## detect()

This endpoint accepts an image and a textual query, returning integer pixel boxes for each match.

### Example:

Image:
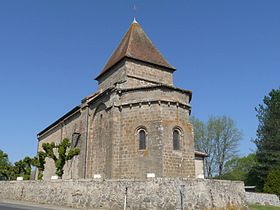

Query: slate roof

[95,19,175,80]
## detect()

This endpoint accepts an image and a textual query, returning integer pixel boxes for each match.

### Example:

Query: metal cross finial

[133,3,137,23]
[133,17,137,24]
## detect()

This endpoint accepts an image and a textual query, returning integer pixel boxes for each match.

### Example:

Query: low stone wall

[246,192,280,206]
[0,178,247,210]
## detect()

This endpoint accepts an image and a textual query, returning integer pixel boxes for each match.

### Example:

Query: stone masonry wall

[195,157,205,179]
[37,58,192,180]
[87,101,114,179]
[0,178,247,210]
[111,102,164,178]
[38,110,88,180]
[98,60,127,92]
[125,60,173,88]
[245,192,280,206]
[97,59,174,92]
[107,86,194,179]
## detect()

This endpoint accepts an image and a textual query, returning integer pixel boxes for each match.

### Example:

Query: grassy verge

[249,204,280,210]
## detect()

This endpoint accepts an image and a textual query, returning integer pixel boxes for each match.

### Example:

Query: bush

[264,168,280,196]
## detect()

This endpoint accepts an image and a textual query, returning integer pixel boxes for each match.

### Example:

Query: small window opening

[139,130,146,150]
[71,132,81,148]
[173,129,180,150]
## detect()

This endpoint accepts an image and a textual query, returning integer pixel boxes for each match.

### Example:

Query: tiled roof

[96,19,175,79]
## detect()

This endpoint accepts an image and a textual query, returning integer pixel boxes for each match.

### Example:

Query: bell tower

[95,19,176,92]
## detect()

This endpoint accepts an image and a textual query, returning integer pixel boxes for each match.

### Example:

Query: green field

[249,204,280,210]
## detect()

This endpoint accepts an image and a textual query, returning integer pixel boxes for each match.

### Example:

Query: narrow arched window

[139,130,146,150]
[173,129,180,150]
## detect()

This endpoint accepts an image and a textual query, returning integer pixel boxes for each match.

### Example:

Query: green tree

[22,156,32,180]
[42,138,80,178]
[1,150,47,181]
[253,88,280,191]
[221,154,257,185]
[263,168,280,196]
[32,151,46,180]
[0,150,12,180]
[14,156,33,180]
[191,116,242,177]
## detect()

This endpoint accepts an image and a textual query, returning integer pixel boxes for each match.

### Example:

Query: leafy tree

[14,156,33,180]
[0,150,12,180]
[263,168,280,196]
[22,156,32,180]
[32,151,46,180]
[42,138,80,178]
[13,160,25,178]
[221,154,257,185]
[253,88,280,191]
[0,150,47,181]
[191,116,242,177]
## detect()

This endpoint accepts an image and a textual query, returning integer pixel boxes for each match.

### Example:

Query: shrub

[264,168,280,196]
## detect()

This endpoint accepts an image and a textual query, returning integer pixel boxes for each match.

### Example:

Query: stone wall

[37,85,194,180]
[195,157,205,179]
[97,59,174,92]
[97,60,127,92]
[37,108,89,180]
[0,178,247,210]
[37,55,194,180]
[245,192,280,206]
[125,59,174,87]
[109,86,194,179]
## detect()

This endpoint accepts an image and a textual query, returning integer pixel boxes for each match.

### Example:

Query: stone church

[37,19,206,180]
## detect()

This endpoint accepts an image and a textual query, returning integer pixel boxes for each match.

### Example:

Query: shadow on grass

[249,204,280,210]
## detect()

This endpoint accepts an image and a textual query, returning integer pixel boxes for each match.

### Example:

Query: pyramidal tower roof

[95,19,175,80]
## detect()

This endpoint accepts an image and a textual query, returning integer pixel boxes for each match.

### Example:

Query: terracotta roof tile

[95,20,175,79]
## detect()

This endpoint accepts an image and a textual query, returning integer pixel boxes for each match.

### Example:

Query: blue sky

[0,1,279,163]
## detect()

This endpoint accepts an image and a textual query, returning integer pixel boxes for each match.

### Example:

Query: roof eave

[37,106,81,139]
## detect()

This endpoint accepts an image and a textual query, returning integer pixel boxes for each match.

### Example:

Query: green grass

[249,204,280,210]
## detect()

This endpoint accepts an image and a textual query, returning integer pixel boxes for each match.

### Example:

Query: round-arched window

[173,129,180,150]
[139,130,146,150]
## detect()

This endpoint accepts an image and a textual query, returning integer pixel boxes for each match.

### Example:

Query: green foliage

[13,156,33,180]
[42,142,57,161]
[0,150,13,180]
[13,160,25,177]
[22,156,32,180]
[1,150,47,181]
[0,150,9,167]
[253,88,280,191]
[220,154,257,185]
[190,116,242,177]
[32,152,46,180]
[42,138,80,178]
[263,168,280,196]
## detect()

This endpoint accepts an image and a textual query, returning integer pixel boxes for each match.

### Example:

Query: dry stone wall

[0,178,247,210]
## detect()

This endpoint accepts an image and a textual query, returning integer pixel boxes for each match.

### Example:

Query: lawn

[249,204,280,210]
